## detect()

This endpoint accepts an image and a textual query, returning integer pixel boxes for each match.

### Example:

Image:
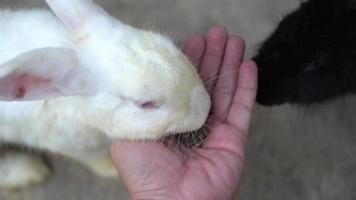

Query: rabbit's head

[0,0,211,140]
[254,0,356,106]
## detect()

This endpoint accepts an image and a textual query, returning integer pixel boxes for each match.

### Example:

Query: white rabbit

[0,0,211,188]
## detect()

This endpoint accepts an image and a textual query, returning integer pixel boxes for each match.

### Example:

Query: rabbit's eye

[304,61,320,71]
[139,101,159,109]
[303,58,326,72]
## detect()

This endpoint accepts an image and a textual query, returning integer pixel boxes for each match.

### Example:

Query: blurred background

[1,0,355,199]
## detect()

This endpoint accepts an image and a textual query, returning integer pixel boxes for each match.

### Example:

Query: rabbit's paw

[86,157,118,178]
[0,152,50,189]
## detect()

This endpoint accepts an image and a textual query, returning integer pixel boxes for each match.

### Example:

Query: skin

[111,26,258,200]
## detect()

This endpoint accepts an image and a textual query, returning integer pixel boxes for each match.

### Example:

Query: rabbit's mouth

[162,124,210,148]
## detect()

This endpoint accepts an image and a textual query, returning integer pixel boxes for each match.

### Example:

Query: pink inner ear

[15,85,26,99]
[0,73,52,100]
[15,74,52,99]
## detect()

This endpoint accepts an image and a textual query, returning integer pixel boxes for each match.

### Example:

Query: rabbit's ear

[45,0,109,30]
[0,48,95,101]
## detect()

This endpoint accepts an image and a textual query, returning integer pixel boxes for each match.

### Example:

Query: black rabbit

[254,0,356,106]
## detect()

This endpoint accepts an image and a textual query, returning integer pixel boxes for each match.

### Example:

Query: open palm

[111,26,258,200]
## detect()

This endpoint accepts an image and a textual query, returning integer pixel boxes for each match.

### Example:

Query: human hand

[111,26,258,200]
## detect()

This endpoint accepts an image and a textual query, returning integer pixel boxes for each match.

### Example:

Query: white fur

[0,152,50,188]
[0,0,211,187]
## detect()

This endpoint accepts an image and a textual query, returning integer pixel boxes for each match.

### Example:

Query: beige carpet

[1,0,356,200]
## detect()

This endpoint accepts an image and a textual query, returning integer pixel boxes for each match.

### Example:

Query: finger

[199,26,228,94]
[203,61,257,158]
[226,60,258,133]
[182,34,206,68]
[212,36,246,121]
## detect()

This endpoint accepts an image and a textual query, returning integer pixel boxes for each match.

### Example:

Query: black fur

[254,0,356,105]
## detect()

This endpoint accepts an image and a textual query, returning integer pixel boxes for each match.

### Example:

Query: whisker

[202,70,239,85]
[177,133,183,149]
